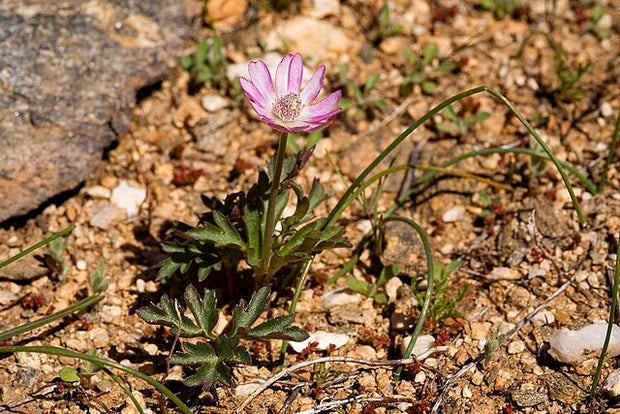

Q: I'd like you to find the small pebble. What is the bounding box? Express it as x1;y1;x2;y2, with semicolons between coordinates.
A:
487;267;521;281
600;101;613;118
85;185;112;199
322;287;362;308
110;181;146;217
549;322;620;364
76;260;87;271
605;369;620;398
290;331;349;353
531;309;555;326
401;334;435;356
201;94;229;112
507;340;525;355
442;205;465;223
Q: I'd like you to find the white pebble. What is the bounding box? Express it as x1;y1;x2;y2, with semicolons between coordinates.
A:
601;101;613;118
289;331;350;353
85;185;112;199
401;334;435;356
201;94;229;112
549;322;620;364
110;181;146;217
322;287;362;308
442;206;465;223
76;260;87;271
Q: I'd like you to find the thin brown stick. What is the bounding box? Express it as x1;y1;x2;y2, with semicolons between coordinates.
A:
236;346;448;413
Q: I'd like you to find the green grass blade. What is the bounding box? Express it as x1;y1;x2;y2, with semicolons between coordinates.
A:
0;224;75;270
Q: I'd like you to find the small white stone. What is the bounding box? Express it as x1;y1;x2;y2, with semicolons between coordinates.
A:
531;309;555;326
605;369;620;398
414;371;426;383
549;322;620;364
110;181;146;217
136;278;146;293
462;385;473;398
201;94;229;112
442;205;466;223
76;260;87;271
290;331;350;353
507;340;525;355
85;185;112;199
322;287;362;308
600;101;613;118
401;334;435;356
235;382;262;398
385;277;403;302
143;343;158;356
487;267;521;281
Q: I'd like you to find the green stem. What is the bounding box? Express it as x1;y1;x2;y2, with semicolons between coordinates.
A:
386;216;434;381
598;107;620;192
386;146;597;218
324;86;585;228
590;233;620;398
0;224;75;270
279;259;313;364
259;133;289;286
0;346;192;414
0;293;103;343
103;367;146;414
483;88;584;224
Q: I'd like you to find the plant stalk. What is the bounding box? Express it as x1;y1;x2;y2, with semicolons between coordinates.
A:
259;133;290;285
590;233;620;398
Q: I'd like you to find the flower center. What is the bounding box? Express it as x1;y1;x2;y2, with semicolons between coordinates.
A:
273;93;302;122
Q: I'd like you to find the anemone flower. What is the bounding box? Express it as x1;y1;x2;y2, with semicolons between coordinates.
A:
239;53;342;133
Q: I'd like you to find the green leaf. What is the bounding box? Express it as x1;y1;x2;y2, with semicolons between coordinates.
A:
59;367;80;383
231;287;270;334
89;263;108;293
195;40;209;64
374;293;388;304
246;314;309;341
422;43;438;66
436;60;456;73
243;203;262;269
278;221;320;257
180;55;193;69
436;122;455;135
372;99;388;110
185;286;219;339
422;81;438;95
136;294;202;337
186;211;245;248
214;335;251;365
346;276;370;294
465;111;490;125
364;73;379;93
156;258;181;281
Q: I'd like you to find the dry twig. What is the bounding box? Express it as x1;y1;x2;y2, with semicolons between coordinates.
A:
236;346;448;413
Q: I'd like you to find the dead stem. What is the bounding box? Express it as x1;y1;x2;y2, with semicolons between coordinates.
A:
236;346;448;413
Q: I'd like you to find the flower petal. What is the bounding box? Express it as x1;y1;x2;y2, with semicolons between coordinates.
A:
300;65;325;105
303;107;342;123
287;53;303;94
239;77;269;108
248;60;275;102
275;54;293;96
248;97;272;119
301;90;342;120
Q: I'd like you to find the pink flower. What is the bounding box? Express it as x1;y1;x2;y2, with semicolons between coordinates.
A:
239;53;342;133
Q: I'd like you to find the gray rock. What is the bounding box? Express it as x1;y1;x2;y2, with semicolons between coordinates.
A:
0;0;190;222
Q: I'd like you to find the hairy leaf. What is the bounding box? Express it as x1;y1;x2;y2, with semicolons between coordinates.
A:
231;287;270;335
185;286;219;339
246;314;309;342
136;295;201;337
